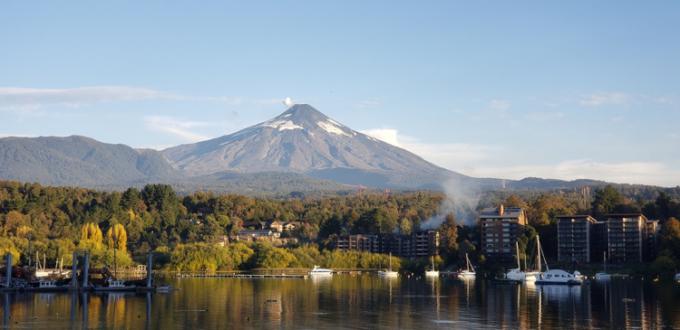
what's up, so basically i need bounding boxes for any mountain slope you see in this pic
[163,104,461,188]
[0,135,179,187]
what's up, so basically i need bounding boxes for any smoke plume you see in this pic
[420,176,481,229]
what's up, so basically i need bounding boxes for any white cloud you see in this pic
[466,159,680,187]
[361,128,495,169]
[0,86,179,108]
[361,128,680,186]
[524,111,565,122]
[488,99,511,111]
[0,133,34,138]
[355,98,382,109]
[361,128,400,146]
[579,92,630,107]
[0,86,278,110]
[143,116,211,142]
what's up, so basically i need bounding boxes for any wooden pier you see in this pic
[177,273,309,279]
[1,252,163,294]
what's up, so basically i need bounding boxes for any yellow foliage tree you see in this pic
[106,223,128,252]
[80,222,103,250]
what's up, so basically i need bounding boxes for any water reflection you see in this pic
[1,276,679,329]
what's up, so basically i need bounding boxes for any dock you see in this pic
[1,252,163,293]
[177,273,309,279]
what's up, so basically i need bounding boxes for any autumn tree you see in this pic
[81,223,103,246]
[106,223,128,252]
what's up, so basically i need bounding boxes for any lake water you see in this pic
[2,275,680,329]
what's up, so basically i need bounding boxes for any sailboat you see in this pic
[425,256,439,277]
[594,252,611,281]
[506,241,539,282]
[457,253,476,279]
[534,235,584,285]
[378,253,398,278]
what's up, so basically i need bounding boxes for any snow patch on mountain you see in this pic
[317,120,351,137]
[262,120,304,131]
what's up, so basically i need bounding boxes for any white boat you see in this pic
[594,272,611,281]
[534,235,584,285]
[425,256,439,277]
[505,242,539,282]
[457,253,476,279]
[537,269,584,285]
[594,252,611,281]
[309,265,333,276]
[674,273,680,282]
[378,253,399,278]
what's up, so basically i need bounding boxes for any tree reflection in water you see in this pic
[0,276,679,329]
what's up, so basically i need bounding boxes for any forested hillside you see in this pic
[1,180,679,273]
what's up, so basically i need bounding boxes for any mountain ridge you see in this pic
[162,104,461,189]
[0,104,655,193]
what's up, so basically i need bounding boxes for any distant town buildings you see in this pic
[556,215,597,263]
[332,230,439,258]
[555,213,659,264]
[479,205,528,261]
[233,219,300,246]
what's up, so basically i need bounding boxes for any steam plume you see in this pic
[420,176,481,229]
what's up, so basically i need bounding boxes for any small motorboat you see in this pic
[309,265,333,276]
[536,269,584,285]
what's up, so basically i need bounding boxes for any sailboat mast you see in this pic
[536,235,542,272]
[516,241,521,269]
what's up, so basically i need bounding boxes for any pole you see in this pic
[536,235,542,273]
[146,253,153,288]
[516,242,520,270]
[113,236,117,279]
[70,252,79,290]
[4,254,12,288]
[82,253,90,289]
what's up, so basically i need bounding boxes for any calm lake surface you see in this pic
[2,274,680,329]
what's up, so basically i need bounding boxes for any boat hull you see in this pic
[425,271,439,277]
[378,271,398,278]
[535,279,582,285]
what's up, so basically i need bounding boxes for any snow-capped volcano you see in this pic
[162,104,460,188]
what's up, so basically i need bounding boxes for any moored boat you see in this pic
[595,252,611,281]
[505,241,539,282]
[536,269,584,285]
[309,265,333,276]
[457,253,475,279]
[425,256,439,277]
[533,235,584,285]
[378,253,398,278]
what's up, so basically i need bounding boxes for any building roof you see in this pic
[479,205,525,218]
[556,215,597,222]
[238,229,274,236]
[604,213,648,220]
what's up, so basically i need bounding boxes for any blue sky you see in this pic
[1,1,679,186]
